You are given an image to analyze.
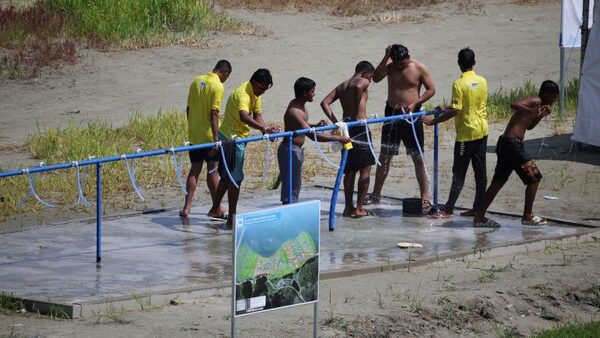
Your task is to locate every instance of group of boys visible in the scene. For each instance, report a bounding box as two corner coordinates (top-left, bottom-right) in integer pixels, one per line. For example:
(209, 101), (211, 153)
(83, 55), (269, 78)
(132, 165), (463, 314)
(180, 45), (559, 229)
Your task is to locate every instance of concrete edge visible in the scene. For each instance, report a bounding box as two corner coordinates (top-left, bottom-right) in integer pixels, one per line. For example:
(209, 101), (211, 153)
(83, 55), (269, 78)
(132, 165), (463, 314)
(6, 228), (598, 318)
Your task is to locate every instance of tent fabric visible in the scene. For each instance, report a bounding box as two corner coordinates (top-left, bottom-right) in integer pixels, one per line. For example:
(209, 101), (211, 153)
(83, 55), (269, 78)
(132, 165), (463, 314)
(573, 1), (600, 147)
(562, 0), (595, 47)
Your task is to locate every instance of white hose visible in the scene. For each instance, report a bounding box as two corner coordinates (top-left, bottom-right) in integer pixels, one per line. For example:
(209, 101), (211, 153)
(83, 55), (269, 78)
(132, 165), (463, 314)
(311, 128), (339, 169)
(122, 153), (145, 201)
(19, 168), (55, 208)
(360, 119), (381, 166)
(404, 109), (432, 186)
(169, 148), (187, 195)
(74, 161), (91, 207)
(262, 134), (271, 183)
(218, 140), (240, 189)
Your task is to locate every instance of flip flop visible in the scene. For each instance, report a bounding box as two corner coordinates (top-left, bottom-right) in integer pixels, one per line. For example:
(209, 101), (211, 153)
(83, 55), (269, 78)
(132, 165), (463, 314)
(351, 210), (374, 219)
(521, 215), (548, 226)
(473, 218), (501, 228)
(208, 214), (228, 222)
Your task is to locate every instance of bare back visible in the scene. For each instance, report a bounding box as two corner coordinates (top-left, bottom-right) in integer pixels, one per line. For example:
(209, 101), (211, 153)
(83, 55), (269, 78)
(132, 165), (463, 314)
(337, 76), (370, 121)
(504, 96), (544, 140)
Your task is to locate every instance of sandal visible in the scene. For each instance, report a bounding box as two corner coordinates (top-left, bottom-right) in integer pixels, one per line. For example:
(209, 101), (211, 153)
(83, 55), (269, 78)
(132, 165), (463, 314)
(521, 215), (548, 226)
(208, 213), (228, 222)
(473, 218), (501, 228)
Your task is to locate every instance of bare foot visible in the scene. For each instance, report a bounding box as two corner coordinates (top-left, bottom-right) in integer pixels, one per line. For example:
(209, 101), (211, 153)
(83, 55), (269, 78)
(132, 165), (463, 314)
(421, 199), (432, 212)
(207, 207), (227, 219)
(364, 194), (381, 205)
(427, 209), (453, 219)
(427, 204), (453, 218)
(343, 207), (356, 217)
(179, 209), (189, 218)
(352, 208), (373, 218)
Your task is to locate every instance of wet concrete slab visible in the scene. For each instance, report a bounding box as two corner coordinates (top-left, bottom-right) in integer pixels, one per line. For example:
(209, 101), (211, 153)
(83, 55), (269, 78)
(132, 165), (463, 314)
(0, 187), (592, 317)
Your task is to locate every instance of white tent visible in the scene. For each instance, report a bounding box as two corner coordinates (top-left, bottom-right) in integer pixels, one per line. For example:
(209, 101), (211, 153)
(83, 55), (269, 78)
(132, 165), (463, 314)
(573, 2), (600, 146)
(559, 0), (594, 116)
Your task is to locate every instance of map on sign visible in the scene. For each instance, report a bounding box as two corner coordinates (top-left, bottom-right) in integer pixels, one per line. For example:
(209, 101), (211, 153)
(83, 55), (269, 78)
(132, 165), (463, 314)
(234, 200), (320, 317)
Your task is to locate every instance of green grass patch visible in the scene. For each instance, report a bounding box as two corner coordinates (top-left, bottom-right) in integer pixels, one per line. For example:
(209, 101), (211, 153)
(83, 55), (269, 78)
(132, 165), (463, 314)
(0, 293), (24, 312)
(487, 78), (579, 121)
(532, 321), (600, 338)
(0, 110), (188, 219)
(0, 0), (249, 79)
(43, 0), (244, 46)
(0, 110), (286, 220)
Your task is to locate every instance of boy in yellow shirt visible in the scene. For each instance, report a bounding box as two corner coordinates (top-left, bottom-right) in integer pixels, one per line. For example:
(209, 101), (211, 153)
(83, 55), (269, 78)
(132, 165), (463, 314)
(424, 48), (488, 218)
(208, 69), (279, 228)
(180, 60), (231, 218)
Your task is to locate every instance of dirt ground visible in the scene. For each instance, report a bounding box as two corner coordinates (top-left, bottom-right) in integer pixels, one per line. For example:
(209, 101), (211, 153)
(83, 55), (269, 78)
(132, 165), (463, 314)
(1, 0), (600, 336)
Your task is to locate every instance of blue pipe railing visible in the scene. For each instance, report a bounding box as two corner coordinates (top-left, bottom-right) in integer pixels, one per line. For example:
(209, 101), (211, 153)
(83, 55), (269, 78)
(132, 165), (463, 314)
(96, 163), (102, 264)
(0, 110), (438, 262)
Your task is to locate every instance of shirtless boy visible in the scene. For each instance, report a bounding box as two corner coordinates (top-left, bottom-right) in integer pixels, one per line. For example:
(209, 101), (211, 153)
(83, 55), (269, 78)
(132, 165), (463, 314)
(278, 77), (351, 204)
(366, 44), (436, 210)
(321, 61), (376, 218)
(473, 80), (559, 227)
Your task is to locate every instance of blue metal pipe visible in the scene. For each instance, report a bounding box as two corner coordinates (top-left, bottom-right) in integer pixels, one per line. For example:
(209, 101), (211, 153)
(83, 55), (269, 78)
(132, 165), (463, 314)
(0, 110), (436, 178)
(433, 123), (439, 209)
(328, 148), (348, 231)
(0, 109), (440, 261)
(287, 135), (293, 204)
(96, 163), (102, 264)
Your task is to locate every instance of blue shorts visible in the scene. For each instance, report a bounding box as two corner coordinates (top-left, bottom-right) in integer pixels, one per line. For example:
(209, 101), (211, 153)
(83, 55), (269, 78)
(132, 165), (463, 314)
(218, 132), (245, 183)
(278, 141), (304, 203)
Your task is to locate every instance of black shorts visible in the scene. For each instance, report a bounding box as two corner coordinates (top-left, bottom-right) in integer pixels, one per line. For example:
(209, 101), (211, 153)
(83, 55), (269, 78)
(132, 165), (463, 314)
(381, 104), (424, 156)
(189, 145), (219, 164)
(344, 125), (376, 173)
(491, 136), (543, 185)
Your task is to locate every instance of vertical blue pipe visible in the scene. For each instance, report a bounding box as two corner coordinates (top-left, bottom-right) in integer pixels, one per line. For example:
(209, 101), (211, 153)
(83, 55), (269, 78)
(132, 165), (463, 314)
(328, 148), (348, 231)
(287, 135), (293, 204)
(433, 123), (439, 209)
(96, 163), (102, 264)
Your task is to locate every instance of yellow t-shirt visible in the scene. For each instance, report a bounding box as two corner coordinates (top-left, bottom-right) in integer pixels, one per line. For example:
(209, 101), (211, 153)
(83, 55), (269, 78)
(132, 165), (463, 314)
(451, 70), (489, 142)
(219, 81), (262, 139)
(187, 72), (224, 144)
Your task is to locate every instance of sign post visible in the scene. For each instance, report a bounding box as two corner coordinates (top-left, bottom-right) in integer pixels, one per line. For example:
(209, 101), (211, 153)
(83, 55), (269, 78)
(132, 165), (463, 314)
(231, 200), (321, 337)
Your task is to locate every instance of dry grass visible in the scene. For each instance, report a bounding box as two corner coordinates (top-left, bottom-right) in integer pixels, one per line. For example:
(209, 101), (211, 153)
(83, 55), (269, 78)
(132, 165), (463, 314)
(367, 11), (435, 25)
(510, 0), (557, 5)
(216, 0), (445, 16)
